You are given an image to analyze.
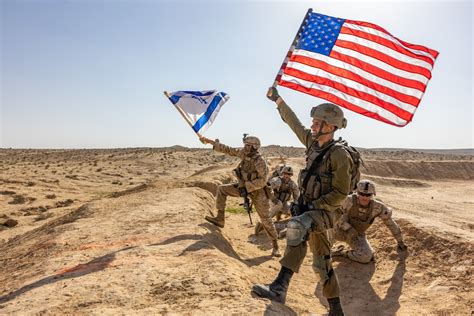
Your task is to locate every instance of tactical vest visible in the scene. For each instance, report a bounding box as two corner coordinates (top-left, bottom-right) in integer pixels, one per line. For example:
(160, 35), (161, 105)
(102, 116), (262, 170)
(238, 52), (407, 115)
(275, 178), (292, 203)
(298, 140), (336, 202)
(347, 194), (374, 234)
(236, 153), (261, 183)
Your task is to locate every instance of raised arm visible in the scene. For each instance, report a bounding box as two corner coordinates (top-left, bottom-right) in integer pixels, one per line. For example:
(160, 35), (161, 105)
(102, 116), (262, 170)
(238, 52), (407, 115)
(200, 136), (244, 159)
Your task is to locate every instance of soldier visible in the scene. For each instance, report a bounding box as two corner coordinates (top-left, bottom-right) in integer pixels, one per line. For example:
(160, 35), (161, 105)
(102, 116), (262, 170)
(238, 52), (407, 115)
(199, 135), (281, 257)
(269, 166), (299, 221)
(255, 166), (299, 236)
(332, 180), (407, 263)
(252, 87), (354, 316)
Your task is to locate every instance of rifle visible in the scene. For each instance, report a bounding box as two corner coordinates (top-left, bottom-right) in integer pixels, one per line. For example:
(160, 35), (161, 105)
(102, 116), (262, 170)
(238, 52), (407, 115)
(242, 196), (253, 225)
(234, 167), (253, 225)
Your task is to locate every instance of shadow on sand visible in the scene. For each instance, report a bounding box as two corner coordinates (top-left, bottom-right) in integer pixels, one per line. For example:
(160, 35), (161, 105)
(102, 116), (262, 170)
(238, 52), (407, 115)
(249, 291), (297, 316)
(149, 222), (273, 267)
(0, 246), (136, 304)
(315, 251), (407, 316)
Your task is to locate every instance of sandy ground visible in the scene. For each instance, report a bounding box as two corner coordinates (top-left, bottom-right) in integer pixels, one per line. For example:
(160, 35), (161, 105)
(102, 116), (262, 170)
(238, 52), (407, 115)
(0, 147), (473, 315)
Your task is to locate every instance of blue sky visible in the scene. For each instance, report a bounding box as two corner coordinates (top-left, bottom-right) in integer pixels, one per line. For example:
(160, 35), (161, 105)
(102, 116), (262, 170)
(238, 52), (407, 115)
(1, 0), (472, 149)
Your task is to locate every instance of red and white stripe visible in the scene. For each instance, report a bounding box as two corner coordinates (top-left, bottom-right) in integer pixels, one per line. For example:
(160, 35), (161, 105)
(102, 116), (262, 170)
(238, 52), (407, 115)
(278, 19), (439, 126)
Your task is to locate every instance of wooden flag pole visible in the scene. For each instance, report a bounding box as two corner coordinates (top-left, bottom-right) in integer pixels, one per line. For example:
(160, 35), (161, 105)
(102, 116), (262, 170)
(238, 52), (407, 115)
(163, 91), (203, 138)
(272, 8), (313, 88)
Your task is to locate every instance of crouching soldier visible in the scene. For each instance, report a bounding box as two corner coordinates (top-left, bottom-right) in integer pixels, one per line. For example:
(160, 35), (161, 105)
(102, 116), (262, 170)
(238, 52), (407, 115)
(332, 180), (407, 263)
(255, 166), (299, 236)
(200, 135), (281, 257)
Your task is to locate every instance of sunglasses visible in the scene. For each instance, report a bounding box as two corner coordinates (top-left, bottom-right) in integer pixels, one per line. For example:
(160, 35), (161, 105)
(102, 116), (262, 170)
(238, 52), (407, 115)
(357, 192), (373, 197)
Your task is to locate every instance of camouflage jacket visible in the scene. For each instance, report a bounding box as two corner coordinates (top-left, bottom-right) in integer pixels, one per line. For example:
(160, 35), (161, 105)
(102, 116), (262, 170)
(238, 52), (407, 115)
(268, 176), (299, 203)
(213, 140), (268, 193)
(340, 194), (403, 242)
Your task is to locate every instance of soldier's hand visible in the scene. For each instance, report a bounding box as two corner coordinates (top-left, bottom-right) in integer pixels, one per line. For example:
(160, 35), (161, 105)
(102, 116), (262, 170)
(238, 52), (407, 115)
(397, 241), (407, 251)
(267, 87), (280, 102)
(199, 136), (215, 146)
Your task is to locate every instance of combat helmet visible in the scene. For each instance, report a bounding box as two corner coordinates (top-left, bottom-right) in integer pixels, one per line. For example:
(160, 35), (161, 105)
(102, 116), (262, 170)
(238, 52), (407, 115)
(243, 135), (261, 150)
(310, 103), (347, 129)
(357, 179), (376, 195)
(281, 166), (294, 176)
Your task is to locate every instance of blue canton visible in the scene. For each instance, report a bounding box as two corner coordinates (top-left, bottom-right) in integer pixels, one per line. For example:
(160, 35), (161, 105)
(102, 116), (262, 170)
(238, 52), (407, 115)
(296, 12), (345, 56)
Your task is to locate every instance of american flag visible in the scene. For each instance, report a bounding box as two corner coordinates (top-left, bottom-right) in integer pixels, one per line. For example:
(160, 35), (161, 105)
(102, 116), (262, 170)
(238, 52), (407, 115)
(276, 11), (439, 126)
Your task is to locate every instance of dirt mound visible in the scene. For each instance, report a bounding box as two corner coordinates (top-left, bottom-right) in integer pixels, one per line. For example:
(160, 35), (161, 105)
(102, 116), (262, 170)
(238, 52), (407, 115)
(363, 175), (430, 188)
(362, 160), (474, 180)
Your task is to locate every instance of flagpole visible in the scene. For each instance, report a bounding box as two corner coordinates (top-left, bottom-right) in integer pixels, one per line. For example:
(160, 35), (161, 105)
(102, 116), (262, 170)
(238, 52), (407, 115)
(163, 91), (202, 138)
(272, 8), (312, 88)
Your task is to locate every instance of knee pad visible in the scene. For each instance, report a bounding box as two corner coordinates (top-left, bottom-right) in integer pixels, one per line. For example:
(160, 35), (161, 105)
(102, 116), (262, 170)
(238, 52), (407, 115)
(286, 215), (312, 246)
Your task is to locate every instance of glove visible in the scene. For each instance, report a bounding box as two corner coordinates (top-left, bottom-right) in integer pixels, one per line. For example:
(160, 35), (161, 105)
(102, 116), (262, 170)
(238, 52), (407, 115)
(290, 202), (299, 216)
(397, 241), (407, 251)
(239, 187), (248, 198)
(199, 136), (215, 146)
(290, 202), (309, 217)
(266, 87), (280, 102)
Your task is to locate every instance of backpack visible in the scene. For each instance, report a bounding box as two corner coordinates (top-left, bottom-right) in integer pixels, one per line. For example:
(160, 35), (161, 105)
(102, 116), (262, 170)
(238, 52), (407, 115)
(302, 138), (363, 196)
(329, 139), (363, 193)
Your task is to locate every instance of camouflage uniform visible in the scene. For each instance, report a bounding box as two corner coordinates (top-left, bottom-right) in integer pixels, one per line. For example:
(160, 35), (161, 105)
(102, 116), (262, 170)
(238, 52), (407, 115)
(278, 101), (352, 299)
(333, 194), (404, 263)
(210, 140), (279, 242)
(268, 175), (299, 219)
(253, 98), (353, 306)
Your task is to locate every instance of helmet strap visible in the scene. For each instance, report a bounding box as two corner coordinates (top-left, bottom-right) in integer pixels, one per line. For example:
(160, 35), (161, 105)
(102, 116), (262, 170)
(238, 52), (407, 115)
(312, 121), (334, 140)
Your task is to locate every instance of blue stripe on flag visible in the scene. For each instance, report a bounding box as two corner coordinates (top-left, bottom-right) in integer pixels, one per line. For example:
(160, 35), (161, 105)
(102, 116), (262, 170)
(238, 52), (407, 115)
(168, 90), (215, 105)
(192, 93), (226, 132)
(182, 91), (215, 97)
(169, 95), (181, 105)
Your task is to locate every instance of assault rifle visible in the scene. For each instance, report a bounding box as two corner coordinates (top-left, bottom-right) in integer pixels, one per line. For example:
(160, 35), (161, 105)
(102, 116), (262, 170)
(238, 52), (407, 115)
(234, 167), (253, 225)
(241, 195), (253, 225)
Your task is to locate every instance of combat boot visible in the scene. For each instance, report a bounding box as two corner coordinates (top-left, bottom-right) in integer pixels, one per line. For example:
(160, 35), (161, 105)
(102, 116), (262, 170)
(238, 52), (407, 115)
(271, 240), (281, 257)
(327, 297), (344, 316)
(252, 266), (293, 304)
(205, 210), (225, 228)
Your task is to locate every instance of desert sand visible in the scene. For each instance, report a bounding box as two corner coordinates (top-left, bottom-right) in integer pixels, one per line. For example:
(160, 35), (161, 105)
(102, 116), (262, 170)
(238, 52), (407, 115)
(0, 146), (473, 315)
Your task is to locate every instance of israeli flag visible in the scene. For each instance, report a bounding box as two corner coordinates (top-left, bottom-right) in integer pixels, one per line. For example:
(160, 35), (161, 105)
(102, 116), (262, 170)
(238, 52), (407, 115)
(166, 90), (230, 134)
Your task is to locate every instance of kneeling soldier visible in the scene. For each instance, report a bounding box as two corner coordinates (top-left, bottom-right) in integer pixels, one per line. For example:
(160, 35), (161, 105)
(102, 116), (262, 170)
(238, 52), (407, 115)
(332, 180), (407, 263)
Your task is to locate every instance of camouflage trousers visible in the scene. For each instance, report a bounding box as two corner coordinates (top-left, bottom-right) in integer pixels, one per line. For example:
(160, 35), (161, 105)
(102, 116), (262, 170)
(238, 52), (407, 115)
(332, 228), (374, 264)
(269, 200), (291, 220)
(280, 209), (340, 299)
(215, 183), (278, 241)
